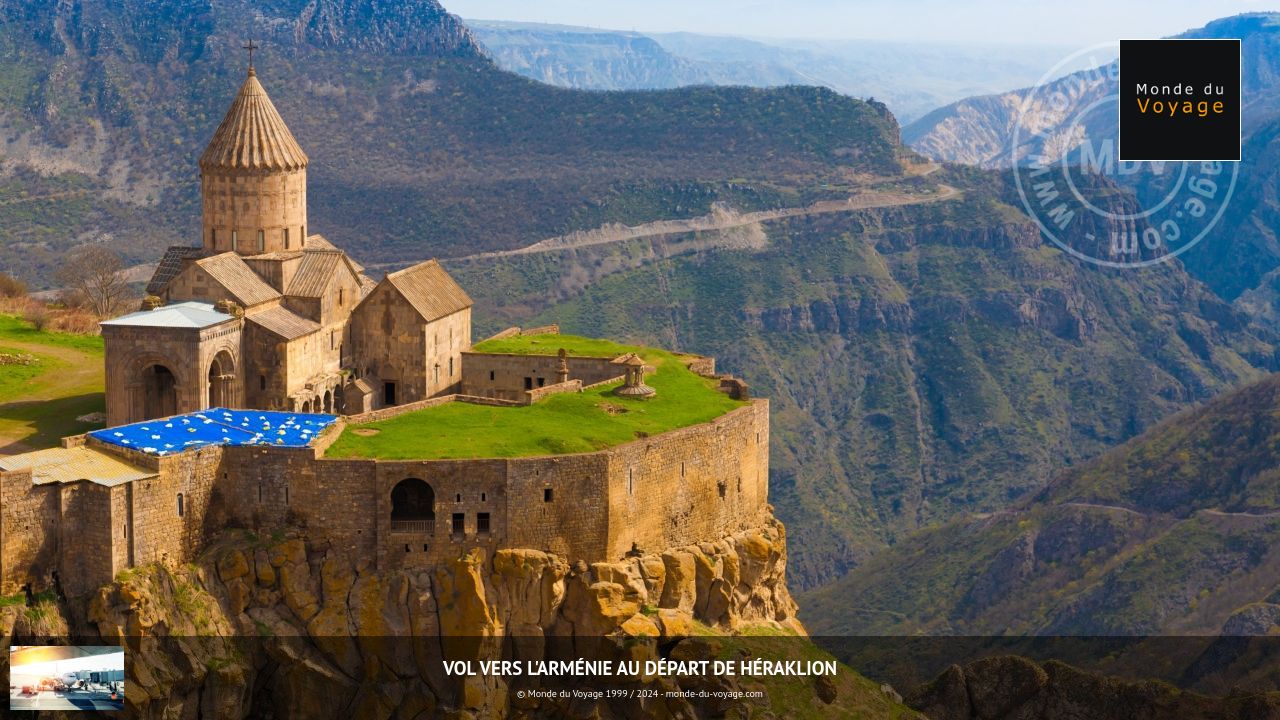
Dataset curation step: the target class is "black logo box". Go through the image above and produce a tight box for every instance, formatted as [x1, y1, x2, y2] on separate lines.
[1118, 38, 1240, 162]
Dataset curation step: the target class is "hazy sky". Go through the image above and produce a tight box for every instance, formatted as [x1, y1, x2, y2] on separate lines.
[441, 1, 1275, 46]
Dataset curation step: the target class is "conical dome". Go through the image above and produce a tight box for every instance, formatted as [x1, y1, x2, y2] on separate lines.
[199, 69, 309, 172]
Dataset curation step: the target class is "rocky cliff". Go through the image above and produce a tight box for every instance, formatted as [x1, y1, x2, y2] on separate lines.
[22, 517, 910, 719]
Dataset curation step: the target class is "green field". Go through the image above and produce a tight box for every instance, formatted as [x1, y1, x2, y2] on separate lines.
[326, 335, 743, 460]
[0, 314, 105, 453]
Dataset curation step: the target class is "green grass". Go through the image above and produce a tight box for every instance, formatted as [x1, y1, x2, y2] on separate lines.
[0, 315, 104, 353]
[473, 334, 641, 358]
[0, 313, 105, 450]
[326, 335, 743, 460]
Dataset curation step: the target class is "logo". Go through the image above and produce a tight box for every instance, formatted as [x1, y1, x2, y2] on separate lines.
[1012, 42, 1239, 268]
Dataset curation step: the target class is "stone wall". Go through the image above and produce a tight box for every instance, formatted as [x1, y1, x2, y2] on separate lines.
[58, 482, 116, 596]
[460, 352, 625, 401]
[102, 320, 244, 426]
[0, 470, 58, 596]
[603, 402, 769, 559]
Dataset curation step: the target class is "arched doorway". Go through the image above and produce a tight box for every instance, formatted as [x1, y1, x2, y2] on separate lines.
[333, 384, 346, 415]
[208, 351, 235, 408]
[322, 389, 333, 414]
[141, 364, 177, 419]
[301, 399, 312, 413]
[390, 478, 435, 534]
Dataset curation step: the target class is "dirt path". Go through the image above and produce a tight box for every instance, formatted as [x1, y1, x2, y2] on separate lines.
[449, 184, 960, 263]
[0, 340, 101, 400]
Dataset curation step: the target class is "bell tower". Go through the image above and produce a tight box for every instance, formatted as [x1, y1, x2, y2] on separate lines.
[199, 51, 309, 256]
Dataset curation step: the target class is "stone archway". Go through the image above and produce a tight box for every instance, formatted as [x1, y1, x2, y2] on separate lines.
[333, 384, 346, 415]
[390, 478, 435, 533]
[322, 389, 333, 414]
[208, 350, 236, 409]
[140, 364, 178, 420]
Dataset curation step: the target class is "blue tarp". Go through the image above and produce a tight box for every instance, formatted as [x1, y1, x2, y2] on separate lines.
[89, 408, 338, 456]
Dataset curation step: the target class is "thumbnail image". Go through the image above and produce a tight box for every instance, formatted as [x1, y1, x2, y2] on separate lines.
[8, 646, 125, 712]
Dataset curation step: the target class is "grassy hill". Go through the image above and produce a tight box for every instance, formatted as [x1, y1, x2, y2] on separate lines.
[0, 314, 104, 453]
[0, 0, 902, 287]
[801, 369, 1280, 640]
[447, 172, 1279, 591]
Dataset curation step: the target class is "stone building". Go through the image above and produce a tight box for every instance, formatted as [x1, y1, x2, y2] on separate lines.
[102, 65, 472, 426]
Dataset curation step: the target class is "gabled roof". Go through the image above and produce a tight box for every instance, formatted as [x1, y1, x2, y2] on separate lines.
[146, 246, 208, 296]
[246, 305, 320, 340]
[194, 253, 281, 307]
[382, 260, 473, 322]
[101, 301, 233, 329]
[199, 69, 309, 172]
[286, 250, 344, 298]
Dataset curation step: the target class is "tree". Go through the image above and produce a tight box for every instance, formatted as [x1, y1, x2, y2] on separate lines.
[55, 245, 130, 318]
[0, 272, 26, 298]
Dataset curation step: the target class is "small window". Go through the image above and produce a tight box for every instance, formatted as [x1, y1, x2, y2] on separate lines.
[628, 468, 634, 496]
[177, 493, 184, 517]
[543, 488, 553, 502]
[452, 513, 465, 535]
[477, 512, 490, 534]
[210, 228, 217, 248]
[285, 485, 290, 504]
[284, 228, 290, 249]
[259, 375, 266, 391]
[330, 330, 336, 350]
[232, 230, 238, 247]
[489, 371, 495, 381]
[257, 229, 265, 252]
[524, 377, 533, 390]
[536, 377, 545, 388]
[455, 493, 462, 503]
[405, 544, 410, 553]
[480, 492, 486, 502]
[338, 288, 344, 306]
[123, 522, 127, 539]
[681, 462, 686, 478]
[450, 358, 455, 377]
[423, 544, 429, 552]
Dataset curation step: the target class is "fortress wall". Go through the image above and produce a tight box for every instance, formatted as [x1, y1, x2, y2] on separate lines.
[603, 401, 770, 560]
[460, 352, 625, 401]
[127, 447, 223, 568]
[0, 470, 58, 595]
[219, 446, 329, 529]
[374, 460, 508, 568]
[58, 482, 116, 596]
[505, 454, 611, 560]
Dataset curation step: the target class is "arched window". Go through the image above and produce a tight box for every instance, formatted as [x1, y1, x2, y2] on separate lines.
[177, 493, 185, 517]
[391, 478, 435, 534]
[256, 229, 265, 253]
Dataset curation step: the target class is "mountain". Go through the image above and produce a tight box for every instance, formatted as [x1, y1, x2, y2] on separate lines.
[0, 0, 901, 288]
[802, 368, 1280, 638]
[469, 21, 1080, 124]
[904, 13, 1280, 167]
[446, 169, 1280, 591]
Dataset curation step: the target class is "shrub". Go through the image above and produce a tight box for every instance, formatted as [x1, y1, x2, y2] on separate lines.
[0, 273, 26, 298]
[23, 303, 49, 331]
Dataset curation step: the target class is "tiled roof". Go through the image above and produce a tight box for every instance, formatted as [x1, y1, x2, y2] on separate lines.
[384, 260, 473, 322]
[286, 250, 343, 298]
[0, 446, 157, 487]
[195, 253, 281, 307]
[247, 305, 320, 340]
[101, 301, 234, 329]
[199, 69, 308, 172]
[146, 246, 207, 296]
[304, 234, 337, 251]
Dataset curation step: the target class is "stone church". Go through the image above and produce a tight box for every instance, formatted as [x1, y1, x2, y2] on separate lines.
[102, 65, 472, 426]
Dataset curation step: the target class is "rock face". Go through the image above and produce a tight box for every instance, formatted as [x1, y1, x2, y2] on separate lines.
[84, 519, 801, 719]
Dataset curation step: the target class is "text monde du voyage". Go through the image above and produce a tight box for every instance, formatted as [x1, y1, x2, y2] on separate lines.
[1134, 82, 1229, 118]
